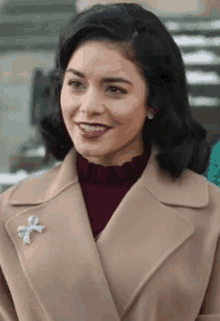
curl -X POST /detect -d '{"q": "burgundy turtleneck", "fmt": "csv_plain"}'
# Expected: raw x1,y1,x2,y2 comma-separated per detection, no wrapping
76,141,152,240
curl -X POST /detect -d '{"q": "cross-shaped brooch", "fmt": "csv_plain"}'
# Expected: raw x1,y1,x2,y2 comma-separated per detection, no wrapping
17,216,46,245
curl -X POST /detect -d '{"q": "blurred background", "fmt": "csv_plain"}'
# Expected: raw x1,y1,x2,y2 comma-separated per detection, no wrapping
0,0,220,192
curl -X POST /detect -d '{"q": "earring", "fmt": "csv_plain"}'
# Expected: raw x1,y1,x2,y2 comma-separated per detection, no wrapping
148,115,154,120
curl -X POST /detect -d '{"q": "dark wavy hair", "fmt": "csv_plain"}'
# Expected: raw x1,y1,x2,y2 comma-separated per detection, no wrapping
39,2,211,179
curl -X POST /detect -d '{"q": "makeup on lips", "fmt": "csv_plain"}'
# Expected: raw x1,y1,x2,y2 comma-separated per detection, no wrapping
76,122,113,138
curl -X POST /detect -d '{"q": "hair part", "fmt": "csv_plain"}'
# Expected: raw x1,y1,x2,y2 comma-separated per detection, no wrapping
40,2,211,179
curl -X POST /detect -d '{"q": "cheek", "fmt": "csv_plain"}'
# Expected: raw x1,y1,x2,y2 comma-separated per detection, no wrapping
112,101,146,125
108,102,136,124
60,88,76,121
60,87,71,107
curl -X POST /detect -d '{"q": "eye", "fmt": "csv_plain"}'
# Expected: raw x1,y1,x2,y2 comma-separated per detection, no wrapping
67,80,127,95
109,86,127,94
68,80,81,88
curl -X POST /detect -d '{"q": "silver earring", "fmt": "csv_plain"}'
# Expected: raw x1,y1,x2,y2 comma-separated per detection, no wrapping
148,115,154,120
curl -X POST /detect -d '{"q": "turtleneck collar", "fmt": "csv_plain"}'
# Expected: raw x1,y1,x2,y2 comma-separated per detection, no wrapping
76,141,152,186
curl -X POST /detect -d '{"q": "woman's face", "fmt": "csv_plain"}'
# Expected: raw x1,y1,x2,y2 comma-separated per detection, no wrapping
60,40,151,166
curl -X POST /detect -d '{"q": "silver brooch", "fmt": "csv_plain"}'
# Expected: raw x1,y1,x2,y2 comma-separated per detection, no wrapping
17,216,46,245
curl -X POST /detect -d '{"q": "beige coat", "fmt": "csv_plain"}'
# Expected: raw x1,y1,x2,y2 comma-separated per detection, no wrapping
1,146,220,321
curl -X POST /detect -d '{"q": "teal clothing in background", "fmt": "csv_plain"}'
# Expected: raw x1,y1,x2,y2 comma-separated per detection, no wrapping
207,140,220,186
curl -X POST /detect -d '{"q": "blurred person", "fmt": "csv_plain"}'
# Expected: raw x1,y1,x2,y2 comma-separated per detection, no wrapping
0,3,219,321
199,0,220,16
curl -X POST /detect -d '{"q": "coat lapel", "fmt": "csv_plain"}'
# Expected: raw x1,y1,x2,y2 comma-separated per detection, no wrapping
4,149,121,320
95,146,209,317
4,146,209,320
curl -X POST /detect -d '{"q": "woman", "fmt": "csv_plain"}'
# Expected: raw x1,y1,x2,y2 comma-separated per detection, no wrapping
0,3,219,320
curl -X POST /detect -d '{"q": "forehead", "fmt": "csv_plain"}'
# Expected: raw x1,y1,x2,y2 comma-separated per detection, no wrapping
67,39,141,78
69,39,123,63
75,37,121,51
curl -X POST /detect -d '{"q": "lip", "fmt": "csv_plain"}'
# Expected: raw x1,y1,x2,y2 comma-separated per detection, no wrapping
77,122,112,128
76,123,112,138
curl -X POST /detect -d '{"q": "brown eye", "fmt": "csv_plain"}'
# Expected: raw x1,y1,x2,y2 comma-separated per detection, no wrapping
67,80,127,95
68,80,82,88
108,86,127,94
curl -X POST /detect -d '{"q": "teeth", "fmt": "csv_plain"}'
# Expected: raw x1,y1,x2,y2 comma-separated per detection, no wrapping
79,124,107,131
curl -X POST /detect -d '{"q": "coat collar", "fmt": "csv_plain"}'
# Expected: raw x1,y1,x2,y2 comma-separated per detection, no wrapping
8,145,209,208
3,145,209,320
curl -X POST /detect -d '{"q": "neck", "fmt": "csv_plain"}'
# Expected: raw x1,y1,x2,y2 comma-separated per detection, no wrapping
84,138,145,167
87,150,144,167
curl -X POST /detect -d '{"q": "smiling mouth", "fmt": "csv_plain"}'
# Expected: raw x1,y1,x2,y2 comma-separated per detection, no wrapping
77,123,112,138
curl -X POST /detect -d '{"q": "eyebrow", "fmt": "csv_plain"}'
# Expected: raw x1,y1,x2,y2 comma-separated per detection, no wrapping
66,68,133,86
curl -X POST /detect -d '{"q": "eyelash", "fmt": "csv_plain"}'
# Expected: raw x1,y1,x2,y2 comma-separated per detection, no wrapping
67,80,127,95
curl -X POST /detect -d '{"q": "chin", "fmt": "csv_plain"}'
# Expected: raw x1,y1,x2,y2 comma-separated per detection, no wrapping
75,145,107,157
74,138,106,150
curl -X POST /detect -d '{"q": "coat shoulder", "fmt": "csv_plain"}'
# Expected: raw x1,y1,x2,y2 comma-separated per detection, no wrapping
203,175,220,202
0,165,62,207
199,174,220,212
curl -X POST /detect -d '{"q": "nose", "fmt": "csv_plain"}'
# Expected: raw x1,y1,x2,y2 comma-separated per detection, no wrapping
80,86,105,115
